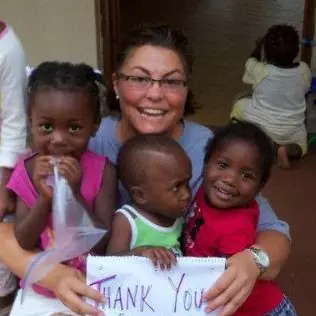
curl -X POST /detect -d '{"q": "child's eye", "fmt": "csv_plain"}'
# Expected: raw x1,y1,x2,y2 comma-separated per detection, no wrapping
69,124,81,133
39,123,53,133
217,161,227,169
172,185,179,192
241,172,254,180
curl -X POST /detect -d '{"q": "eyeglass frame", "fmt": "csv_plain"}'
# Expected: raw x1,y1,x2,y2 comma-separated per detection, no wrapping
116,73,188,90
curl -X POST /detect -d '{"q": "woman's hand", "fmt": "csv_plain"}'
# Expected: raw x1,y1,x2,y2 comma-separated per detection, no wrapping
53,268,106,316
203,251,260,316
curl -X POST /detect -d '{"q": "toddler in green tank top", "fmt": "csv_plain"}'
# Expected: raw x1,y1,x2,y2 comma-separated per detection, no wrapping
106,134,192,270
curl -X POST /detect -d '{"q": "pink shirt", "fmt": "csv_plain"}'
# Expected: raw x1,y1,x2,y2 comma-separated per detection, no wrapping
7,150,107,297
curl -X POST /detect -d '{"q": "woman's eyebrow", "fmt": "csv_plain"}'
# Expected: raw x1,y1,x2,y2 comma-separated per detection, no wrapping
131,66,184,77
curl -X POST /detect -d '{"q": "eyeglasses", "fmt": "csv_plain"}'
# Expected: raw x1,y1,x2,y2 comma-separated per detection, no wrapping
117,73,187,92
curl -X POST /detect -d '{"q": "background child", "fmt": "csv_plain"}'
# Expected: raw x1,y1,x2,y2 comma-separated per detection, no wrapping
0,20,27,313
106,134,192,270
183,121,296,315
6,61,117,297
231,24,311,169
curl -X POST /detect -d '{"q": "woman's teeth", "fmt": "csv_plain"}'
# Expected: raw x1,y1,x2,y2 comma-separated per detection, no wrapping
140,108,166,116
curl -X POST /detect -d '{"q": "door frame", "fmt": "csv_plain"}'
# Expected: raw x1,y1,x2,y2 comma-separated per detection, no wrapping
302,0,315,65
95,0,120,82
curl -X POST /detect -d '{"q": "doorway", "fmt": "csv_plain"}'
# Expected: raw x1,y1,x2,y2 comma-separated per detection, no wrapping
98,0,306,126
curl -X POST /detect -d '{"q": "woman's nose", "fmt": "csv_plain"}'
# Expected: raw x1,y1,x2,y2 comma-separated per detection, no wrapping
146,81,164,101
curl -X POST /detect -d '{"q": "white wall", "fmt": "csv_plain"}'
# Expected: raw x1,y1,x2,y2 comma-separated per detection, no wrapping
1,0,98,67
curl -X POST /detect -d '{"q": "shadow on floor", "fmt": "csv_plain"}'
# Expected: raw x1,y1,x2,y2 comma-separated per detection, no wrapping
262,147,316,315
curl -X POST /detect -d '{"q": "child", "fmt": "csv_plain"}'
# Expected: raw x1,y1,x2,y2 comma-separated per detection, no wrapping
231,24,311,169
0,20,27,313
183,121,296,315
6,61,117,297
106,134,192,269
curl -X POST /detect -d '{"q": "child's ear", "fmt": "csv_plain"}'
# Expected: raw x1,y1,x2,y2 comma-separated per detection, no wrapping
130,186,146,205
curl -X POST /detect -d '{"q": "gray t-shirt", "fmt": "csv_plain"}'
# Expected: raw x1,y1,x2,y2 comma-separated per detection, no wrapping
89,116,290,237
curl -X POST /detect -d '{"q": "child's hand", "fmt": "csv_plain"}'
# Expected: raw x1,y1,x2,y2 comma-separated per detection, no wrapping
134,246,177,270
33,155,54,200
58,156,82,195
0,184,15,219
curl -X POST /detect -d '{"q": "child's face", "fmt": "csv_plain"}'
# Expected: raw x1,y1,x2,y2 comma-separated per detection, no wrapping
204,139,262,209
140,151,192,218
30,90,98,158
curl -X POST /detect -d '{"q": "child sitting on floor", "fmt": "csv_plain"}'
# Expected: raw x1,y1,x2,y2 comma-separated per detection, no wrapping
231,24,311,169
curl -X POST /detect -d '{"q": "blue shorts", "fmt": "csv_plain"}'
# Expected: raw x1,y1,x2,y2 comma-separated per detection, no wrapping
267,295,297,316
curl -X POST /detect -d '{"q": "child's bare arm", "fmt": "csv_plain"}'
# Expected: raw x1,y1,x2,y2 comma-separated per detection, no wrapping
106,213,132,255
94,161,117,230
90,161,117,254
250,37,265,60
14,196,51,250
0,168,16,219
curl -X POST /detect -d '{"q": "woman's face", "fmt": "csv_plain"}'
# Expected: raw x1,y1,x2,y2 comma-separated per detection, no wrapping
113,45,188,139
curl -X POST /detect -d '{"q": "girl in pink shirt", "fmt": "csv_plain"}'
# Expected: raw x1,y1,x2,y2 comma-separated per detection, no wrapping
7,62,117,297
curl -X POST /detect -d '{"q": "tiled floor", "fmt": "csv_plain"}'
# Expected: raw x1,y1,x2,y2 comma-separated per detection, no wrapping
263,148,316,316
119,0,304,126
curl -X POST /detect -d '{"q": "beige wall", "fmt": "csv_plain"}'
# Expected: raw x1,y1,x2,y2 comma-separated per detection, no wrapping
1,0,98,67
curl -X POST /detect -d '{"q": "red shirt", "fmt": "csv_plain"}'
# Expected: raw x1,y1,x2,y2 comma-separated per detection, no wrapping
183,186,283,315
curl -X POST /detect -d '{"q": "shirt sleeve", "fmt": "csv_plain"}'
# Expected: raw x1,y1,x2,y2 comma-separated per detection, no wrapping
0,52,27,168
255,195,290,239
242,58,271,86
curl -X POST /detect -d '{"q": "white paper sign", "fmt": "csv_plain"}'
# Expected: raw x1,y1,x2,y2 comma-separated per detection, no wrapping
87,256,226,316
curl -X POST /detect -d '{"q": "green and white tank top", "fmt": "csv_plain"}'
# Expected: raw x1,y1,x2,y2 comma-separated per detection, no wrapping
116,204,184,256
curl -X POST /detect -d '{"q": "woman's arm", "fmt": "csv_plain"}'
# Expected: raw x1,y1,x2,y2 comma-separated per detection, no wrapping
0,223,37,277
254,230,290,280
0,223,105,316
255,195,290,278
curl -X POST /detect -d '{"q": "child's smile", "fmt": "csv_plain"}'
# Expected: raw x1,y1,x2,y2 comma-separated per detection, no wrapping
204,139,262,209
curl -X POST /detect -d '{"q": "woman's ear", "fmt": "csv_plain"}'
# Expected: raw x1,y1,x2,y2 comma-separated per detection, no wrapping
130,186,146,205
112,72,119,96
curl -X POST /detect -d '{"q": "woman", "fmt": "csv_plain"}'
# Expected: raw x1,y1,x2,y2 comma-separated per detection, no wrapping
0,24,290,316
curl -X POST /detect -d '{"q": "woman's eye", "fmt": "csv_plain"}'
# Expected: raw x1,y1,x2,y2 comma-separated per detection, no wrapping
39,123,53,133
69,124,81,133
162,79,184,87
131,76,150,83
